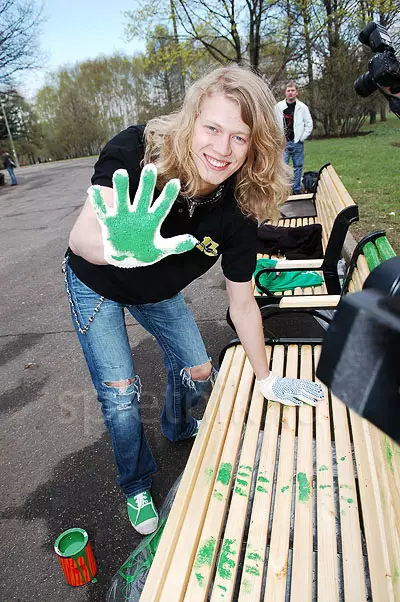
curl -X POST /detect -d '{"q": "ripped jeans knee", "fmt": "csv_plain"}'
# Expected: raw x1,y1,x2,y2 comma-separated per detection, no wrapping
180,365,218,396
100,376,142,419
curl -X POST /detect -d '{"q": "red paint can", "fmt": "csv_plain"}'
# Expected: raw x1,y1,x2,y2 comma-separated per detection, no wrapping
54,528,97,586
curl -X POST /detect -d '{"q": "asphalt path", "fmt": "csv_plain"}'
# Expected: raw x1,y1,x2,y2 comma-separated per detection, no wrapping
0,160,323,601
0,159,245,602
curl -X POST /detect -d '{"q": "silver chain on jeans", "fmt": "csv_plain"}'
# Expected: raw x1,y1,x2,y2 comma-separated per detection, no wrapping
62,256,105,335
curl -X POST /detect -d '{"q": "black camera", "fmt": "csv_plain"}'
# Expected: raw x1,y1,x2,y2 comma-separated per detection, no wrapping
354,22,400,97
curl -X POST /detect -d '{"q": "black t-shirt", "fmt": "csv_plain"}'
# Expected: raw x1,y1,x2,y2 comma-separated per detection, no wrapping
68,125,257,305
283,102,296,141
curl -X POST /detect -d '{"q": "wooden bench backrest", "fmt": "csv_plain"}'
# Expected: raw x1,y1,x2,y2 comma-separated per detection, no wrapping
276,165,356,246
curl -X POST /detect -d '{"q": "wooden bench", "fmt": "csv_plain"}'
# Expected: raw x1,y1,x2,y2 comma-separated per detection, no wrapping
260,231,396,315
255,164,359,301
140,237,399,602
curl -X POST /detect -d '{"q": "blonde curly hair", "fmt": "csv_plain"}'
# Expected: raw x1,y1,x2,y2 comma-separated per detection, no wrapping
144,64,290,222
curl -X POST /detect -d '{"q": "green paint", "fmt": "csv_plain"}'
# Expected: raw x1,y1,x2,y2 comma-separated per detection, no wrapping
213,489,223,501
257,475,269,483
237,478,248,487
204,467,214,484
385,437,394,474
341,509,345,516
218,539,237,580
297,473,311,502
90,166,197,267
240,465,252,472
319,465,328,471
194,536,216,570
241,578,252,594
248,552,262,562
118,518,167,584
256,485,268,493
393,566,399,585
340,456,346,462
245,565,260,576
218,585,227,592
217,462,232,486
341,496,354,504
195,572,205,588
319,484,331,490
340,484,351,489
235,486,247,497
281,485,290,493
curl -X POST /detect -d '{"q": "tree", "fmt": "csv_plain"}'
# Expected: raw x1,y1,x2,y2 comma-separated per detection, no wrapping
0,89,43,163
125,0,284,71
0,0,43,83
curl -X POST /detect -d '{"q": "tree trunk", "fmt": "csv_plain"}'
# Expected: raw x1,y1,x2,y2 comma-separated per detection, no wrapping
369,109,376,124
170,0,185,99
380,102,387,121
302,2,315,115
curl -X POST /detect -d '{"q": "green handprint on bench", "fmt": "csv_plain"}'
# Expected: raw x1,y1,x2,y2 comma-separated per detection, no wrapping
89,164,198,268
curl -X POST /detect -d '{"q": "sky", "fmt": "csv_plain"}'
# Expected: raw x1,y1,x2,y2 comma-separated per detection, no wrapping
19,0,145,99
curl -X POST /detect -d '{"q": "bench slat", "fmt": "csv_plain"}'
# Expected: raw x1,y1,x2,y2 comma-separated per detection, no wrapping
263,345,298,601
209,367,267,602
279,295,340,308
238,395,282,600
183,358,255,601
331,394,367,600
158,348,249,601
290,346,314,602
350,412,397,601
314,348,339,601
140,347,238,602
287,193,314,201
326,165,356,208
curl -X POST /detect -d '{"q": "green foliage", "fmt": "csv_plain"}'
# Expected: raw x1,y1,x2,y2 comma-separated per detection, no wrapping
0,90,43,164
304,114,400,252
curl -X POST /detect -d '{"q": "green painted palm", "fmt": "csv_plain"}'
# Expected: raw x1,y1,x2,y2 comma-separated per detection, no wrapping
90,164,198,267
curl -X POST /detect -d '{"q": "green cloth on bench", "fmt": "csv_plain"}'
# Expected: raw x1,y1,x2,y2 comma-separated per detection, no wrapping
254,258,324,293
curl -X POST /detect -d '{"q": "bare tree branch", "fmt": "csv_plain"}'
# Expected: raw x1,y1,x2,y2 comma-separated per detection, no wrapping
0,0,43,83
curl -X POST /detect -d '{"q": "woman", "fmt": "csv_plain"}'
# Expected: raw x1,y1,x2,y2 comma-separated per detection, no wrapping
65,65,323,535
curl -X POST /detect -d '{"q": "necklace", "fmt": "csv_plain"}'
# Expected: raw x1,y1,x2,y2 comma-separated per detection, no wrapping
181,184,225,217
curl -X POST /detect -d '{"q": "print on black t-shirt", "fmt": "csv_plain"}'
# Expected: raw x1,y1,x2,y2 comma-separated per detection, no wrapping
283,102,296,141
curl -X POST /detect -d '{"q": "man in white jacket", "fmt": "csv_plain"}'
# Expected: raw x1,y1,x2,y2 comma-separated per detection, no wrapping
275,81,313,194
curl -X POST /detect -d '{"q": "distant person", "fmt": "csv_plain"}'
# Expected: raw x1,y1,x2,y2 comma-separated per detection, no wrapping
2,151,18,186
275,81,313,195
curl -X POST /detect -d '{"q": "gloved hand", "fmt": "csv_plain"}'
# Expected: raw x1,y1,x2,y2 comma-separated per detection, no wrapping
256,372,324,407
90,164,198,268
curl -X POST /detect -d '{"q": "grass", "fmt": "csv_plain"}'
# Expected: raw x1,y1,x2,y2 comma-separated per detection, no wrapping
303,113,400,253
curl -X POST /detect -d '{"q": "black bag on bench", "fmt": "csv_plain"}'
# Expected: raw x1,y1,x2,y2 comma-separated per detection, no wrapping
256,223,324,259
302,171,320,193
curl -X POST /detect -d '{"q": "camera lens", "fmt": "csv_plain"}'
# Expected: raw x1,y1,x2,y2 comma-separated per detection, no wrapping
354,72,377,97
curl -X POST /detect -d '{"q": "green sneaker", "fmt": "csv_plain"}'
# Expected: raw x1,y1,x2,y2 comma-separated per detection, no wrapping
191,419,201,438
127,490,159,535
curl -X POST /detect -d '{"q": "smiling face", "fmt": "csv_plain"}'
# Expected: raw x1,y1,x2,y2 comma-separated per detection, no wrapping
191,93,250,195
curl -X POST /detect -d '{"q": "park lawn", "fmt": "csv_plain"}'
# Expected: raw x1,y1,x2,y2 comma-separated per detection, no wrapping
304,113,400,253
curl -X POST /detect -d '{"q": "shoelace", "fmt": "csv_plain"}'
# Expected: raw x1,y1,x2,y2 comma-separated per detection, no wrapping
134,492,151,509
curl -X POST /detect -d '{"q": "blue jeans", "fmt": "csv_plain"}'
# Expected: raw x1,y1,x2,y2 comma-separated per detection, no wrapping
64,261,216,497
284,141,304,193
7,167,17,185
